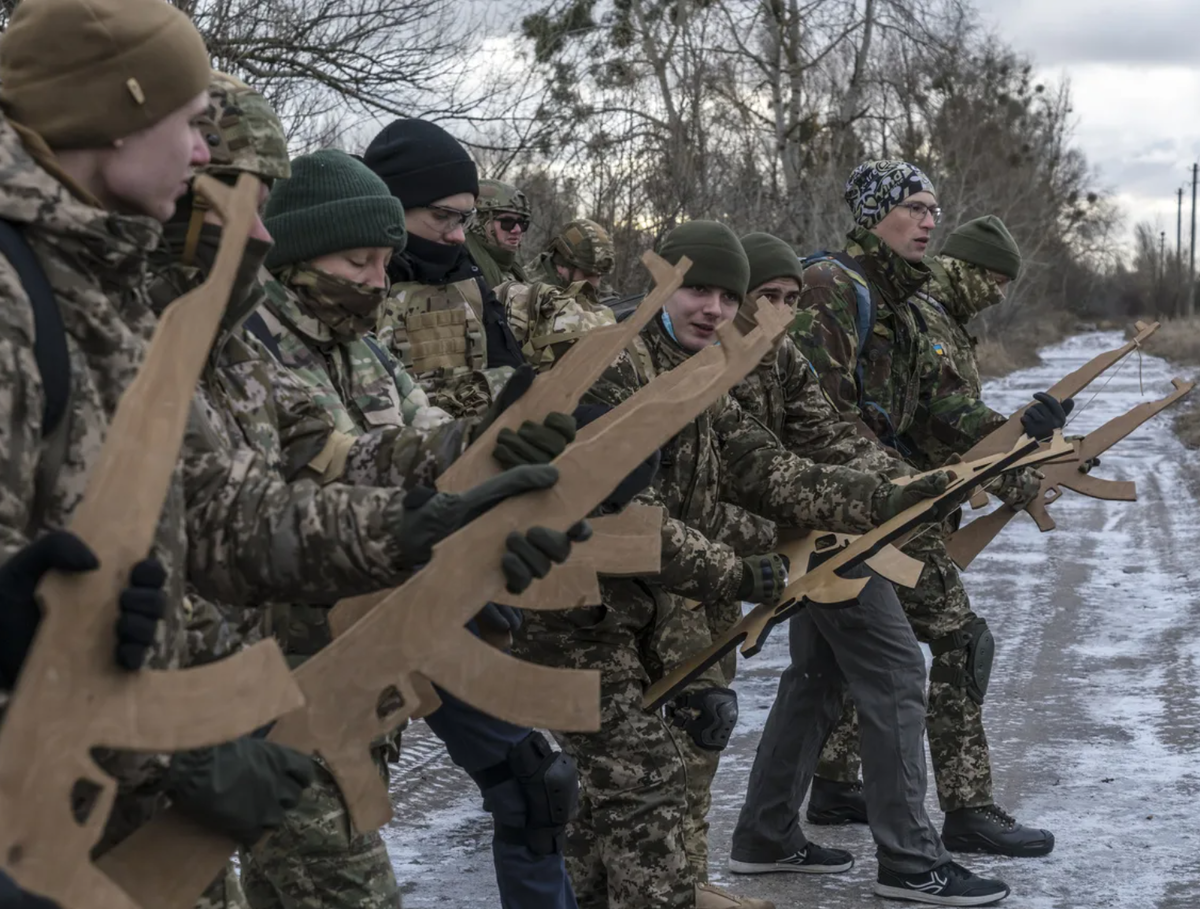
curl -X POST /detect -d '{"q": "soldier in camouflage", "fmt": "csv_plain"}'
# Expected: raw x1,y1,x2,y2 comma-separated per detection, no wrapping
364,119,526,417
466,178,532,288
496,219,618,371
260,147,588,909
517,220,954,909
792,161,1060,870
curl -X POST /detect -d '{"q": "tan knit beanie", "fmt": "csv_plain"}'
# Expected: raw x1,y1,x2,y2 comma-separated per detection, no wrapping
0,0,212,149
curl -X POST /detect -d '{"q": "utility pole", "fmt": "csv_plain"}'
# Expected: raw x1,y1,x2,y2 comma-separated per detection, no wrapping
1190,163,1198,317
1160,231,1167,309
1178,186,1185,315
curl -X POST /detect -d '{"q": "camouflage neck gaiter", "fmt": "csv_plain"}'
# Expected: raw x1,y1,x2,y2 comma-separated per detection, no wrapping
279,264,388,342
932,255,1003,324
847,225,930,304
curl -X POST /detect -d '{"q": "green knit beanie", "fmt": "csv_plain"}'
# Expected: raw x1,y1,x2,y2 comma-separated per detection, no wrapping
741,232,803,291
264,149,408,271
658,221,750,297
941,215,1021,280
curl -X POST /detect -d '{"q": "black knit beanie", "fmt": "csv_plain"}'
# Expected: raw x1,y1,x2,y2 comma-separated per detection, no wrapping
362,118,479,209
657,221,750,297
263,149,407,271
741,232,803,291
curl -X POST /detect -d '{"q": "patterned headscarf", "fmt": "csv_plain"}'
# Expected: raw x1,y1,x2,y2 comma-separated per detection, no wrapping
844,160,936,229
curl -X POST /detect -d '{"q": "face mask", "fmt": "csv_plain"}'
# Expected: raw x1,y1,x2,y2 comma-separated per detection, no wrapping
281,264,388,341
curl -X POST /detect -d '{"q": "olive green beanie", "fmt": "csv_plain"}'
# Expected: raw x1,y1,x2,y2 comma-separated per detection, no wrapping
0,0,212,148
941,215,1021,280
658,220,750,297
741,232,803,291
264,150,407,271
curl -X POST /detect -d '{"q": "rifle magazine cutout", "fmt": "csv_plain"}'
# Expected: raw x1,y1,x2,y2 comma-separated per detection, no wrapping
948,376,1194,569
643,433,1074,712
0,175,306,909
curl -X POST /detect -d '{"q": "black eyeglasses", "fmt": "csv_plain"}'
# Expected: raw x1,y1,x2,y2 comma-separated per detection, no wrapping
494,215,530,232
897,201,942,225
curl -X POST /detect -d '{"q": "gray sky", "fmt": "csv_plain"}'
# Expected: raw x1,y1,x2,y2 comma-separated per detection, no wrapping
973,0,1200,252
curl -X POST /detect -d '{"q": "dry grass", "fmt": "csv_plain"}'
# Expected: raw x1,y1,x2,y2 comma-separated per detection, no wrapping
976,313,1073,378
1172,399,1200,450
1137,317,1200,367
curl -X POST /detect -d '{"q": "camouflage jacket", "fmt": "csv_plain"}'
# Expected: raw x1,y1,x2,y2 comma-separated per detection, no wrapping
792,227,1003,460
908,256,1006,468
588,315,890,602
495,277,616,371
0,117,412,850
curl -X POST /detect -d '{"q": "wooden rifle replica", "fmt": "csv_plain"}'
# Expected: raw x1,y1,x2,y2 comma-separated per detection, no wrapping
0,176,308,909
643,431,1074,712
947,376,1193,569
962,320,1160,510
96,258,797,909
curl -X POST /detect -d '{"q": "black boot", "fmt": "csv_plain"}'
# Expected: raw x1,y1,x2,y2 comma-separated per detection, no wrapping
942,804,1054,858
805,776,868,825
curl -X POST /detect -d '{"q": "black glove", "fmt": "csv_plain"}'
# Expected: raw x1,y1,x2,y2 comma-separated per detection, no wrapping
736,553,790,606
0,870,59,909
502,523,593,595
493,413,576,469
1021,391,1074,441
0,531,167,689
573,403,662,512
164,736,316,847
478,602,523,634
871,471,952,524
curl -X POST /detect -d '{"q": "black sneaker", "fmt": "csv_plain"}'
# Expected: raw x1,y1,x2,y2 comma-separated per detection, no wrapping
728,842,855,875
875,860,1010,905
806,776,868,825
942,804,1055,858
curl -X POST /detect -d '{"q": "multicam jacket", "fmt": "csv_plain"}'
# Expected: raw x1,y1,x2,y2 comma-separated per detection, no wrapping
495,277,617,372
792,227,1004,460
0,117,412,850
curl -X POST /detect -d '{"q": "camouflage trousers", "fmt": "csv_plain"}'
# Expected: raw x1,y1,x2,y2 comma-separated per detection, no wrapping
196,864,250,909
240,757,402,909
555,676,693,909
815,525,994,811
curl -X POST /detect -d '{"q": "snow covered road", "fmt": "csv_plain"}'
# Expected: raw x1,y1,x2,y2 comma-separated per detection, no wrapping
381,331,1200,908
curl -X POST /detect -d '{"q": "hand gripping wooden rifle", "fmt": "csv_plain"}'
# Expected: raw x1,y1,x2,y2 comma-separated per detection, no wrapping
947,376,1194,569
0,175,307,909
325,252,692,710
642,432,1074,711
963,320,1160,509
96,264,797,909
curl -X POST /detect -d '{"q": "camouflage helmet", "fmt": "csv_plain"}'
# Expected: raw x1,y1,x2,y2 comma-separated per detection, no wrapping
549,218,615,276
476,179,531,220
198,72,291,183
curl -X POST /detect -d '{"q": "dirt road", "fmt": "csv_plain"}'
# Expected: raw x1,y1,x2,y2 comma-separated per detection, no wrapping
382,331,1200,908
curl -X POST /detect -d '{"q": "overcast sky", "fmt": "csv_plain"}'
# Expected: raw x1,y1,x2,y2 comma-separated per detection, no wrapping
972,0,1200,252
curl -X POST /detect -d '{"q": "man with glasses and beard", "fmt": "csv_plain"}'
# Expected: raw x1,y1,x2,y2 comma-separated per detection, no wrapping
365,119,526,418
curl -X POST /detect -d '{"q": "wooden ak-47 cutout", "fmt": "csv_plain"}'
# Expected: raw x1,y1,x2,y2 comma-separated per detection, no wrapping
325,252,689,640
97,284,795,909
0,175,306,909
947,377,1194,569
642,433,1074,711
963,321,1160,509
777,531,926,591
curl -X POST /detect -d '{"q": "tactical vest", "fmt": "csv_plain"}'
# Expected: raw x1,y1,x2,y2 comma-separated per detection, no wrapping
497,278,617,372
381,278,487,377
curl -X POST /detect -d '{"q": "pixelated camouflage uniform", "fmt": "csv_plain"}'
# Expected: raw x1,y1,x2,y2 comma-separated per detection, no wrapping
516,313,896,904
794,227,1007,811
0,110,418,909
464,178,531,289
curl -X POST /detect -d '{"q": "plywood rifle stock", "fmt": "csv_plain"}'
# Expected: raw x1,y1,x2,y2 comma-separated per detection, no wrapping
963,321,1160,509
947,377,1194,569
642,433,1074,712
0,176,308,909
97,271,796,909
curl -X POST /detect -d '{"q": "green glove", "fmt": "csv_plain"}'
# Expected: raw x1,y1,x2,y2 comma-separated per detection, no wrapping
993,466,1044,509
494,413,577,469
736,553,790,606
164,736,316,847
501,523,593,595
871,471,952,524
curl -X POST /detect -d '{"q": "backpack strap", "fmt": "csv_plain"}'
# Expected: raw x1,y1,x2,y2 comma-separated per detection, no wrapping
243,311,285,362
362,334,399,386
0,219,68,436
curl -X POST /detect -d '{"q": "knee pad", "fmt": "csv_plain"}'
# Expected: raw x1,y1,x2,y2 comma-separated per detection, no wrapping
666,687,738,752
930,617,994,705
471,731,579,856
